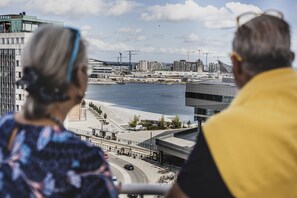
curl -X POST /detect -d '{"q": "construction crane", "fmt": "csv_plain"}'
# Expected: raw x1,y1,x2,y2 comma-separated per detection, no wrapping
193,49,203,61
114,56,120,62
115,53,127,64
213,56,220,62
125,50,139,71
114,53,127,71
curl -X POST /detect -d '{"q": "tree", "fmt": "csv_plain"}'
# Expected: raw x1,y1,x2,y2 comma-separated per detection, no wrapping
159,115,166,129
171,115,181,129
98,106,102,115
129,115,139,128
81,99,86,107
187,120,192,127
104,113,107,120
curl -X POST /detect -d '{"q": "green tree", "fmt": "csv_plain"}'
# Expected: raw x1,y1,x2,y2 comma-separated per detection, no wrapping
104,113,107,120
171,115,181,129
187,120,192,127
98,106,102,115
129,115,139,128
159,115,166,129
81,99,86,107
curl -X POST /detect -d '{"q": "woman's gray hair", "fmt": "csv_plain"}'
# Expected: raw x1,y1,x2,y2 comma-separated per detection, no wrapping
233,14,293,74
21,25,87,119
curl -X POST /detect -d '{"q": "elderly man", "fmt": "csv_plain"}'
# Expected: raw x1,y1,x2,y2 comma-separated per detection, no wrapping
166,11,297,198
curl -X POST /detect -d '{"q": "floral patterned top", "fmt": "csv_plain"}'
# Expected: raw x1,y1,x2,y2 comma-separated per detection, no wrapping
0,113,118,198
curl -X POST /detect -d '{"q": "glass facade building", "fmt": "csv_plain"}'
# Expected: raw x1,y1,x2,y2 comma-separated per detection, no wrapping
185,79,237,131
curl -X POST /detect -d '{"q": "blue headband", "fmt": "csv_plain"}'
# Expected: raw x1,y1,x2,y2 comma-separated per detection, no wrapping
65,27,81,82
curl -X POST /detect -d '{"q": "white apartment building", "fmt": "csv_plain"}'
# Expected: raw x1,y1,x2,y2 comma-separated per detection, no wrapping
138,60,149,71
0,13,61,115
88,58,112,77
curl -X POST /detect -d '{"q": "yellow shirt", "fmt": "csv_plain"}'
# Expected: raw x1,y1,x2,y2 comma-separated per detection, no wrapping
203,68,297,198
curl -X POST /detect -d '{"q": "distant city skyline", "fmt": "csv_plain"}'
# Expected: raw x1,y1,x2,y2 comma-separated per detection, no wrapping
1,0,297,66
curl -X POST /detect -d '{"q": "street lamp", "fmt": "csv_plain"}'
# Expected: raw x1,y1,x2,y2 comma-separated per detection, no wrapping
149,131,152,156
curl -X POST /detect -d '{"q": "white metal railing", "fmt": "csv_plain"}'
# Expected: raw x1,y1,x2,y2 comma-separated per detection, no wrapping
120,183,171,197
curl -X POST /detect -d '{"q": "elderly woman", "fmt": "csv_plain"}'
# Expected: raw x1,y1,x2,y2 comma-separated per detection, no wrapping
0,26,118,197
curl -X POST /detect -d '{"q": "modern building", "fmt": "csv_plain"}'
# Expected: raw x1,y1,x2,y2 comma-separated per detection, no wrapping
106,61,131,71
185,78,237,132
172,59,203,73
135,61,166,72
218,60,232,73
155,78,237,166
137,60,149,72
0,13,62,115
147,61,163,72
88,58,112,77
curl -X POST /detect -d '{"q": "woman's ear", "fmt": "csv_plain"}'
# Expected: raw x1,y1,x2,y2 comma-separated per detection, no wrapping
69,65,88,103
71,67,81,88
231,55,243,88
72,65,88,88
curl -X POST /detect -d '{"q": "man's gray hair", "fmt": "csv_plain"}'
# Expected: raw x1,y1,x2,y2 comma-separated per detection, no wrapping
21,25,87,119
233,15,293,74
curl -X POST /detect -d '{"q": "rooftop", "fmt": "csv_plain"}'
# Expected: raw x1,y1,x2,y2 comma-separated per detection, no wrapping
0,12,62,33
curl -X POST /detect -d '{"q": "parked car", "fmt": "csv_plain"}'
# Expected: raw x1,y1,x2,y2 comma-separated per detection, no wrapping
124,163,134,170
127,194,138,198
112,176,119,185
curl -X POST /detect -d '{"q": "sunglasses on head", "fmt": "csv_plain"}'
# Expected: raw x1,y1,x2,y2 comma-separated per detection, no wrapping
236,9,283,28
230,9,283,62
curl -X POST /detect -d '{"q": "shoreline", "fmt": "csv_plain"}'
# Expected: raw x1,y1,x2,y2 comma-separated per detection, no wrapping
66,99,176,134
88,81,186,85
85,99,173,126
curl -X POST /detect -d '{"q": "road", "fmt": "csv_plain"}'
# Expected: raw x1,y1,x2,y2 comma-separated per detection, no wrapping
108,153,148,184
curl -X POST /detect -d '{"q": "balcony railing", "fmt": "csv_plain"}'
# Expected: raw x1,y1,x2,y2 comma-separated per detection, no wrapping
120,184,171,197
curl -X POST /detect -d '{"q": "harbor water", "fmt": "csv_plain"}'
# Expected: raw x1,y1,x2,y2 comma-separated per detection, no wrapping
86,83,194,122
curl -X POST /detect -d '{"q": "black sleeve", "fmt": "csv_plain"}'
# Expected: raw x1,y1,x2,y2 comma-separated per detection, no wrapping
177,130,233,198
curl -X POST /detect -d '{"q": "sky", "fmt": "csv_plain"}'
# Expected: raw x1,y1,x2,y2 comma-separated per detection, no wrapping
1,0,297,66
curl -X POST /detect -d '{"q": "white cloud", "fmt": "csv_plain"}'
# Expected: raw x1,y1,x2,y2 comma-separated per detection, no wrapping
0,0,25,7
106,0,138,16
1,0,138,17
184,33,199,42
117,27,146,42
87,37,131,52
0,0,10,7
140,46,156,54
80,26,132,53
26,0,104,16
141,0,261,29
118,27,142,34
81,25,92,37
140,46,188,55
136,35,146,41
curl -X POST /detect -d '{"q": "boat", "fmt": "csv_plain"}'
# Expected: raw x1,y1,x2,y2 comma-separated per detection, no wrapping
116,81,125,84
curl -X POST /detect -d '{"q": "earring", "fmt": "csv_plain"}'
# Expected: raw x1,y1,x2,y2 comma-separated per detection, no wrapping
78,90,83,97
75,90,84,102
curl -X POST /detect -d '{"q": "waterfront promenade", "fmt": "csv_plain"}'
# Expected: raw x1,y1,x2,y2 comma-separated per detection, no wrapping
66,99,173,132
66,102,180,188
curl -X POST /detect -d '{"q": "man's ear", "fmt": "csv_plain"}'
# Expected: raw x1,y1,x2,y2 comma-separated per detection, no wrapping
231,55,242,76
290,51,295,63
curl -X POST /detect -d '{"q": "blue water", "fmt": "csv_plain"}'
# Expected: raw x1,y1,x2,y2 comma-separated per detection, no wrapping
86,83,194,122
